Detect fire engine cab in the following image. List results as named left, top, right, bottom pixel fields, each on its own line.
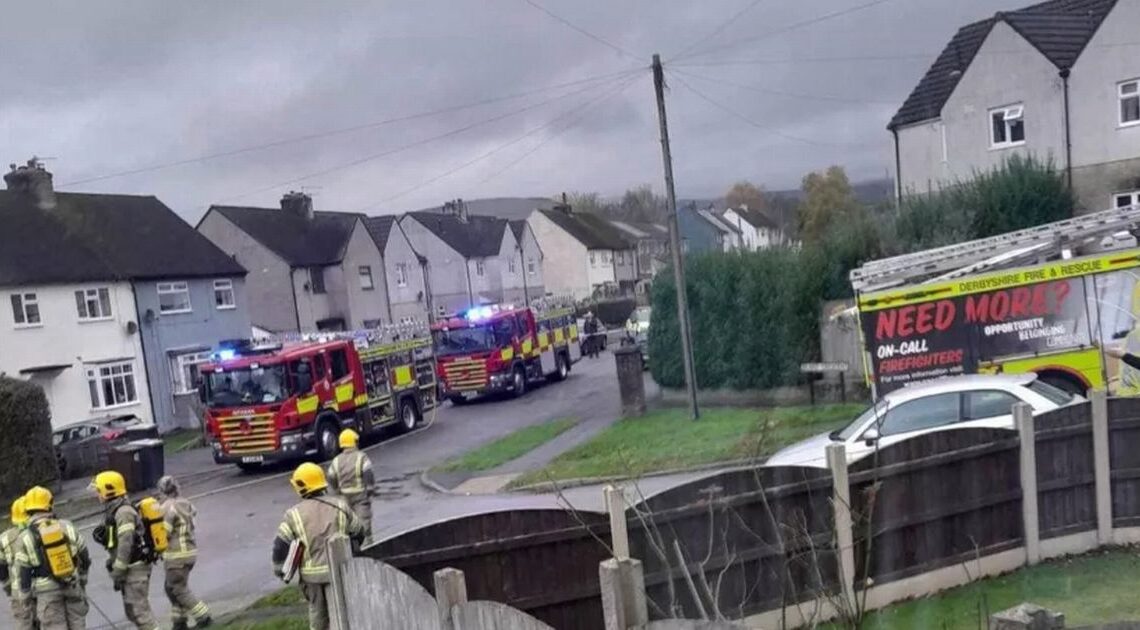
left=431, top=303, right=581, bottom=403
left=199, top=329, right=437, bottom=470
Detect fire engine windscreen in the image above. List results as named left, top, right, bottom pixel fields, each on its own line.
left=433, top=319, right=514, bottom=356
left=204, top=365, right=288, bottom=407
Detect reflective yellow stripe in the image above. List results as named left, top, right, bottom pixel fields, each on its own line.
left=521, top=339, right=533, bottom=355
left=297, top=395, right=319, bottom=414
left=553, top=329, right=564, bottom=343
left=501, top=347, right=515, bottom=361
left=335, top=383, right=354, bottom=403
left=354, top=394, right=369, bottom=406
left=569, top=324, right=579, bottom=340
left=393, top=365, right=413, bottom=387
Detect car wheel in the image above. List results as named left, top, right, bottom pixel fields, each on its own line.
left=512, top=366, right=527, bottom=397
left=399, top=398, right=420, bottom=433
left=56, top=453, right=68, bottom=479
left=315, top=420, right=338, bottom=461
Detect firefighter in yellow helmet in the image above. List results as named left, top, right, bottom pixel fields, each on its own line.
left=92, top=470, right=159, bottom=630
left=1, top=497, right=37, bottom=630
left=272, top=462, right=365, bottom=630
left=156, top=475, right=211, bottom=629
left=13, top=486, right=91, bottom=630
left=327, top=429, right=376, bottom=545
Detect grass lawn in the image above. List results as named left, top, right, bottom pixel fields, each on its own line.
left=163, top=428, right=205, bottom=455
left=211, top=586, right=306, bottom=629
left=433, top=418, right=578, bottom=473
left=512, top=404, right=862, bottom=487
left=250, top=585, right=304, bottom=609
left=852, top=548, right=1140, bottom=629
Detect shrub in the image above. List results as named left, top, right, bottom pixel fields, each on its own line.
left=0, top=377, right=58, bottom=505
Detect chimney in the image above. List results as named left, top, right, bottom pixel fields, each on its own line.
left=443, top=198, right=469, bottom=223
left=4, top=158, right=56, bottom=210
left=280, top=190, right=314, bottom=220
left=553, top=191, right=572, bottom=215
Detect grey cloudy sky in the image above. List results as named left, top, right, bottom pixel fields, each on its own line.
left=0, top=0, right=1030, bottom=220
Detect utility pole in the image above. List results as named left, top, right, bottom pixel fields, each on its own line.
left=652, top=54, right=700, bottom=420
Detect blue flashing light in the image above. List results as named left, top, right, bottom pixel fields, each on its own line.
left=217, top=349, right=237, bottom=361
left=465, top=306, right=495, bottom=321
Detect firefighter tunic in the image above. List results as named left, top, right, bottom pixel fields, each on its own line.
left=13, top=513, right=89, bottom=630
left=104, top=499, right=159, bottom=630
left=327, top=447, right=375, bottom=542
left=160, top=496, right=210, bottom=626
left=0, top=523, right=36, bottom=630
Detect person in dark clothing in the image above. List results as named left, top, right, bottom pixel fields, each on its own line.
left=583, top=313, right=600, bottom=359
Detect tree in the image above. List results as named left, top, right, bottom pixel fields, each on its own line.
left=618, top=185, right=667, bottom=222
left=724, top=181, right=768, bottom=212
left=798, top=166, right=860, bottom=244
left=562, top=191, right=611, bottom=216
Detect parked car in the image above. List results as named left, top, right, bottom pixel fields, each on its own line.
left=765, top=374, right=1081, bottom=469
left=53, top=414, right=159, bottom=479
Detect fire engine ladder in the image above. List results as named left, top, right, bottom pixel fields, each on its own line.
left=849, top=205, right=1140, bottom=293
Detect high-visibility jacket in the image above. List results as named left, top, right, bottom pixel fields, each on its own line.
left=160, top=496, right=199, bottom=565
left=0, top=524, right=26, bottom=599
left=13, top=513, right=90, bottom=594
left=272, top=495, right=364, bottom=584
left=327, top=449, right=375, bottom=499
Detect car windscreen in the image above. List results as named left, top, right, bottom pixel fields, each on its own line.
left=433, top=321, right=513, bottom=356
left=832, top=400, right=888, bottom=441
left=205, top=365, right=287, bottom=408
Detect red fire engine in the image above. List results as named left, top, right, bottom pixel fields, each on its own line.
left=199, top=333, right=437, bottom=470
left=431, top=304, right=582, bottom=403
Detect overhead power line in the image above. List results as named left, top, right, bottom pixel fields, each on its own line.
left=673, top=52, right=934, bottom=67
left=478, top=74, right=641, bottom=186
left=675, top=0, right=894, bottom=62
left=366, top=73, right=641, bottom=209
left=669, top=0, right=771, bottom=61
left=213, top=70, right=642, bottom=205
left=59, top=67, right=642, bottom=188
left=671, top=67, right=896, bottom=106
left=522, top=0, right=642, bottom=60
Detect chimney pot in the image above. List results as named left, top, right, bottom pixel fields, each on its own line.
left=280, top=191, right=314, bottom=220
left=4, top=158, right=56, bottom=209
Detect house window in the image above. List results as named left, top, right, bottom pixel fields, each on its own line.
left=527, top=258, right=536, bottom=275
left=213, top=279, right=236, bottom=309
left=309, top=267, right=326, bottom=294
left=617, top=251, right=625, bottom=264
left=171, top=351, right=211, bottom=395
left=87, top=362, right=138, bottom=409
left=589, top=252, right=596, bottom=266
left=601, top=251, right=611, bottom=264
left=475, top=260, right=485, bottom=277
left=509, top=258, right=517, bottom=273
left=395, top=263, right=408, bottom=287
left=1120, top=80, right=1140, bottom=126
left=358, top=266, right=374, bottom=291
left=75, top=288, right=112, bottom=321
left=989, top=104, right=1025, bottom=148
left=329, top=349, right=350, bottom=380
left=11, top=292, right=41, bottom=326
left=157, top=281, right=192, bottom=314
left=1115, top=191, right=1140, bottom=208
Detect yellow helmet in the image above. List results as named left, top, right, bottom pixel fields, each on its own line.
left=338, top=429, right=360, bottom=450
left=290, top=463, right=327, bottom=497
left=93, top=470, right=127, bottom=501
left=23, top=486, right=53, bottom=514
left=10, top=497, right=28, bottom=526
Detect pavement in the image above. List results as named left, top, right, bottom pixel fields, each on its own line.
left=0, top=348, right=674, bottom=629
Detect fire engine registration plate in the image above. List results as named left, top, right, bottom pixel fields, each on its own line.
left=241, top=456, right=264, bottom=464
left=462, top=392, right=477, bottom=400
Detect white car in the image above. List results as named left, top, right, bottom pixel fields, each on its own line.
left=765, top=374, right=1081, bottom=469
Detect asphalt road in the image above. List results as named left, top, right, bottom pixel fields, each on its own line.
left=1, top=351, right=646, bottom=629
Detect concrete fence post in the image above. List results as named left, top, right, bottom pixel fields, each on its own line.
left=1091, top=389, right=1113, bottom=545
left=605, top=485, right=630, bottom=560
left=433, top=567, right=468, bottom=630
left=826, top=443, right=857, bottom=613
left=327, top=536, right=353, bottom=630
left=599, top=557, right=648, bottom=630
left=1015, top=403, right=1041, bottom=566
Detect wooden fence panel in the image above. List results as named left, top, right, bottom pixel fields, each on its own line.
left=627, top=466, right=837, bottom=622
left=1034, top=403, right=1095, bottom=539
left=1109, top=397, right=1140, bottom=526
left=848, top=428, right=1022, bottom=586
left=340, top=558, right=442, bottom=630
left=367, top=509, right=611, bottom=630
left=451, top=601, right=555, bottom=630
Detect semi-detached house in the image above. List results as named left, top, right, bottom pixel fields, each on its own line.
left=528, top=202, right=636, bottom=299
left=0, top=161, right=251, bottom=432
left=890, top=0, right=1140, bottom=213
left=198, top=192, right=429, bottom=333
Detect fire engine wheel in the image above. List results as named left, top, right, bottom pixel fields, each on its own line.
left=551, top=354, right=569, bottom=382
left=399, top=399, right=420, bottom=433
left=512, top=366, right=527, bottom=397
left=315, top=420, right=339, bottom=461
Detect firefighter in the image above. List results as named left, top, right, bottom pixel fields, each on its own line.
left=327, top=429, right=376, bottom=545
left=272, top=462, right=365, bottom=630
left=13, top=486, right=90, bottom=630
left=156, top=475, right=212, bottom=629
left=92, top=470, right=159, bottom=630
left=1, top=497, right=37, bottom=630
left=583, top=311, right=600, bottom=359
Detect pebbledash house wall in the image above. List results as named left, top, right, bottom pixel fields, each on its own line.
left=400, top=215, right=476, bottom=316
left=382, top=223, right=430, bottom=323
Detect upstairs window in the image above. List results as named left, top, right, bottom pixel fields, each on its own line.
left=11, top=292, right=40, bottom=326
left=509, top=258, right=517, bottom=273
left=309, top=267, right=326, bottom=294
left=395, top=263, right=408, bottom=287
left=358, top=266, right=374, bottom=291
left=1115, top=190, right=1140, bottom=209
left=213, top=279, right=236, bottom=309
left=616, top=251, right=625, bottom=264
left=76, top=288, right=112, bottom=320
left=1120, top=80, right=1139, bottom=126
left=990, top=104, right=1025, bottom=148
left=158, top=281, right=192, bottom=314
left=475, top=260, right=485, bottom=277
left=527, top=258, right=536, bottom=275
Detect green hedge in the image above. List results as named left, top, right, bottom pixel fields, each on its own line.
left=649, top=249, right=826, bottom=390
left=0, top=377, right=58, bottom=505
